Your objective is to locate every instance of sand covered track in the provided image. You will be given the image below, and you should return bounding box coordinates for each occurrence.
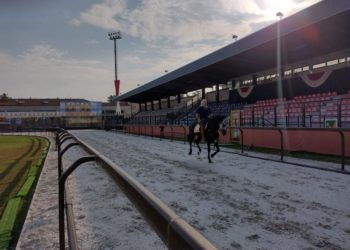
[67,130,350,250]
[56,129,216,250]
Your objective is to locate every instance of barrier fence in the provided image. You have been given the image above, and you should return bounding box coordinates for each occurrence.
[56,129,217,250]
[121,124,349,172]
[123,124,187,142]
[1,126,348,249]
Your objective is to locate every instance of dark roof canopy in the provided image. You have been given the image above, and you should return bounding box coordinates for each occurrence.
[115,0,350,103]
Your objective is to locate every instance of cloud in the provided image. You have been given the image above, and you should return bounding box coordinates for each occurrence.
[72,0,322,45]
[120,43,224,89]
[70,0,126,30]
[86,39,100,45]
[64,0,323,96]
[0,45,114,101]
[70,0,265,46]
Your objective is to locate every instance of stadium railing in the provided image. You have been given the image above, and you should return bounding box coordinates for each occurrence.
[56,129,216,250]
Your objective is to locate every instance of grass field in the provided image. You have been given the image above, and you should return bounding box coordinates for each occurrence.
[0,135,49,248]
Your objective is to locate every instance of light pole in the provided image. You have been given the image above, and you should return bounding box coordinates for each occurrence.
[276,12,284,126]
[108,31,122,96]
[108,31,122,121]
[276,12,283,84]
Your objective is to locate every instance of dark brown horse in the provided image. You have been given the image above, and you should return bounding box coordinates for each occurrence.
[188,116,224,163]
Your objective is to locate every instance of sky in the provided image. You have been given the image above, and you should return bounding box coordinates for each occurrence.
[0,0,321,102]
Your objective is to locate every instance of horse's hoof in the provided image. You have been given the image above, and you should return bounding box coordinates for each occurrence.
[208,159,212,163]
[197,151,201,155]
[210,153,215,158]
[189,151,192,155]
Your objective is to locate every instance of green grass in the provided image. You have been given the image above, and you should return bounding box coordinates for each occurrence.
[0,197,22,249]
[0,135,49,249]
[0,197,22,234]
[16,176,36,197]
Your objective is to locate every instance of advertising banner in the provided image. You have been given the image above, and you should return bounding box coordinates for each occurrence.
[230,110,241,142]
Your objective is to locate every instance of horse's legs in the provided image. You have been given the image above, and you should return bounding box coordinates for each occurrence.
[211,140,220,158]
[196,141,201,155]
[207,141,212,163]
[188,134,193,155]
[195,134,202,155]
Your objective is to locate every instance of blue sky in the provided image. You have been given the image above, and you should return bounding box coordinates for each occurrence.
[0,0,320,101]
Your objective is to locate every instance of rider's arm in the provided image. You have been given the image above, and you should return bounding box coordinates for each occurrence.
[195,112,200,121]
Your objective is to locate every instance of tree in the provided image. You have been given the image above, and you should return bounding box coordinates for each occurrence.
[0,93,9,100]
[107,95,115,103]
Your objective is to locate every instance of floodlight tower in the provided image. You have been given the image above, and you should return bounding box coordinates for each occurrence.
[108,31,122,119]
[108,31,122,96]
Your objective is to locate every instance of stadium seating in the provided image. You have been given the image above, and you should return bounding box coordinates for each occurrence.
[127,91,350,128]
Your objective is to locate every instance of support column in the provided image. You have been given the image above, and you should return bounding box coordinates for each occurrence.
[167,97,171,108]
[216,84,219,103]
[158,99,162,110]
[144,102,147,111]
[139,103,142,112]
[151,101,154,111]
[252,74,257,85]
[202,88,205,99]
[177,93,181,104]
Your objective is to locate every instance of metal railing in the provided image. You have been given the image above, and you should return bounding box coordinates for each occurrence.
[123,124,187,143]
[56,129,216,250]
[120,124,349,174]
[229,127,350,173]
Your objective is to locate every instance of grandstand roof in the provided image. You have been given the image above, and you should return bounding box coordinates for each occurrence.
[0,98,60,106]
[116,0,350,103]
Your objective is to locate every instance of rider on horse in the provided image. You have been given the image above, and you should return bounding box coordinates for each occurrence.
[195,99,212,137]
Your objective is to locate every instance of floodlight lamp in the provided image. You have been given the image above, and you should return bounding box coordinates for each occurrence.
[232,34,238,40]
[108,31,122,40]
[276,12,283,19]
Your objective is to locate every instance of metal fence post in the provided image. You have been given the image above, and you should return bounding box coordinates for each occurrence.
[239,128,244,154]
[339,130,345,171]
[278,128,284,161]
[58,142,80,179]
[170,126,174,141]
[59,156,96,250]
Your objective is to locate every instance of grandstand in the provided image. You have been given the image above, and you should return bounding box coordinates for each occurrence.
[112,0,350,159]
[114,1,350,131]
[120,67,350,128]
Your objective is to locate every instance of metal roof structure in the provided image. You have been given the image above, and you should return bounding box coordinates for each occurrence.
[115,0,350,103]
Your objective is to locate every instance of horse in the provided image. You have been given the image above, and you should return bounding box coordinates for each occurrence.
[188,122,202,156]
[188,116,225,163]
